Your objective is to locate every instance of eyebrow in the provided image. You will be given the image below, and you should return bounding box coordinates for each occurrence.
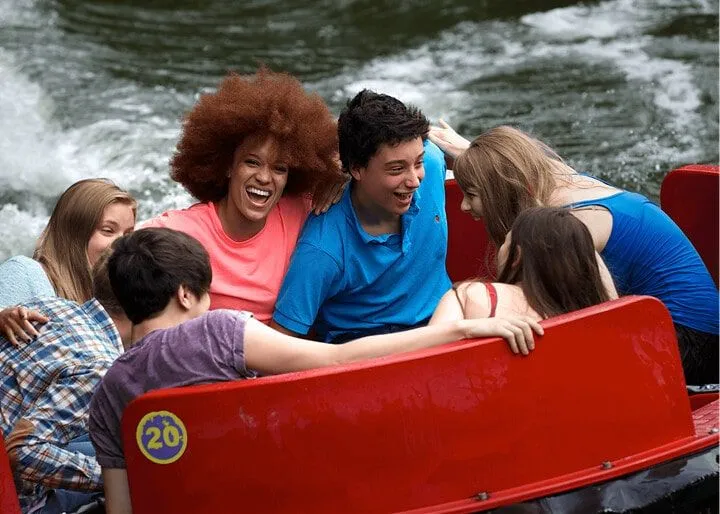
[245,153,288,165]
[384,151,425,167]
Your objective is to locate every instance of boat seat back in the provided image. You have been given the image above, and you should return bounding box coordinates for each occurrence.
[122,296,693,514]
[660,164,719,286]
[444,179,495,281]
[0,432,21,514]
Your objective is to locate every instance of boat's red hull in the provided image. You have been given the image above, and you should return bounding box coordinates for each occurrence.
[1,166,717,513]
[117,165,719,513]
[121,295,718,513]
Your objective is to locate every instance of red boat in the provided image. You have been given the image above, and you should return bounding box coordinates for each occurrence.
[1,165,718,514]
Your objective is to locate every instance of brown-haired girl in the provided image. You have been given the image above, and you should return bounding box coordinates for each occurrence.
[0,178,136,343]
[143,68,344,323]
[430,207,612,354]
[430,123,718,384]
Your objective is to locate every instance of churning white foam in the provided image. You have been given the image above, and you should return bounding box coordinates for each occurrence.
[326,0,710,175]
[0,53,190,261]
[520,0,707,163]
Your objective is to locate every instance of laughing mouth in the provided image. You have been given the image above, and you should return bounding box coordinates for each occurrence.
[246,186,272,203]
[394,191,414,202]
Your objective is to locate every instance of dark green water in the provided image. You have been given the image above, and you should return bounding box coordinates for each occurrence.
[0,0,717,258]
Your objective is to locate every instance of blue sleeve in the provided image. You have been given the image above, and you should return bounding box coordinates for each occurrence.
[0,256,55,308]
[272,244,342,335]
[424,140,447,184]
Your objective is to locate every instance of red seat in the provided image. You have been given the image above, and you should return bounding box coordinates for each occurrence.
[444,179,495,282]
[0,432,21,514]
[660,165,719,286]
[122,296,709,514]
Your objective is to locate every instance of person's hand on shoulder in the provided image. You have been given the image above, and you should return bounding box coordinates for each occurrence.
[459,316,543,356]
[312,174,350,215]
[429,119,471,159]
[0,306,49,345]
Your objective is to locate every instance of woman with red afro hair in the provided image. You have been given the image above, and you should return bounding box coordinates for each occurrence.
[144,69,344,322]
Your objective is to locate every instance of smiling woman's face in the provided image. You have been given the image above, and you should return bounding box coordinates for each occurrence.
[224,135,289,235]
[459,189,484,219]
[86,201,135,267]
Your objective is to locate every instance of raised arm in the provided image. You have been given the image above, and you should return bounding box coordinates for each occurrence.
[428,120,471,160]
[245,315,542,375]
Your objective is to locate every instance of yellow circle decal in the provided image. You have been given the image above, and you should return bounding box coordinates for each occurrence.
[135,410,188,464]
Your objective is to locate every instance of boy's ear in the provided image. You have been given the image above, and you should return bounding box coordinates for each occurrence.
[349,165,364,182]
[176,285,193,310]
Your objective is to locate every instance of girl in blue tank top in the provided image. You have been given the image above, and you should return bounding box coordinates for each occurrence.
[429,123,718,385]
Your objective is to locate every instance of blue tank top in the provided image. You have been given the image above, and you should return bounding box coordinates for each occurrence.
[569,190,718,334]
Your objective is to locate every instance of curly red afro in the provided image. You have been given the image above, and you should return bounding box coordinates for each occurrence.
[171,69,340,202]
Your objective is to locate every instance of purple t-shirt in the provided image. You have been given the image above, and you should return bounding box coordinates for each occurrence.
[88,309,253,469]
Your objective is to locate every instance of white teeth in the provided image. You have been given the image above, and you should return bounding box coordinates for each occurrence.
[247,187,271,197]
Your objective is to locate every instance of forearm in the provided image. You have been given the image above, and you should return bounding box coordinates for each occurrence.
[10,440,103,491]
[331,321,468,365]
[103,468,132,514]
[429,121,472,159]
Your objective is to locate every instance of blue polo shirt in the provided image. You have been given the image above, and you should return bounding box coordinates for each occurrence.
[273,140,451,342]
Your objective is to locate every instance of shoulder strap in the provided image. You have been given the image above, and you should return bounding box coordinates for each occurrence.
[483,282,498,318]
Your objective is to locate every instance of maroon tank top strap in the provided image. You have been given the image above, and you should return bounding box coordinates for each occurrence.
[483,282,498,318]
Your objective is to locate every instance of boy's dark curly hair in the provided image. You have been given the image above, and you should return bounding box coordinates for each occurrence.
[171,69,340,202]
[337,89,429,173]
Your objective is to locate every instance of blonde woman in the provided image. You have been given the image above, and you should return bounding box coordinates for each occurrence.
[430,123,718,384]
[0,178,136,343]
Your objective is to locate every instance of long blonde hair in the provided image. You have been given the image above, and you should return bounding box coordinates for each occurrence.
[453,126,574,247]
[34,179,137,303]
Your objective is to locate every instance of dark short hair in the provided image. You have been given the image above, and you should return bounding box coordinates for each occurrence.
[91,249,125,317]
[496,207,611,318]
[337,89,429,173]
[107,228,212,324]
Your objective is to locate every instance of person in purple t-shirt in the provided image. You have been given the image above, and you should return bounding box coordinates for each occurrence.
[88,227,543,514]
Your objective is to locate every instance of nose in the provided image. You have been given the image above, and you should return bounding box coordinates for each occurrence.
[405,167,423,189]
[460,196,471,213]
[255,164,272,184]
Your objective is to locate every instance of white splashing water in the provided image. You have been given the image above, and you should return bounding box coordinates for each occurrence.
[0,52,191,260]
[0,0,715,260]
[520,0,707,163]
[325,0,710,171]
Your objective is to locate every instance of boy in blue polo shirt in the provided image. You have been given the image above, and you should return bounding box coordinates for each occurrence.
[272,90,451,342]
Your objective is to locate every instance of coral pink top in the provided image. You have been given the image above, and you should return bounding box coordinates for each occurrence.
[143,197,311,322]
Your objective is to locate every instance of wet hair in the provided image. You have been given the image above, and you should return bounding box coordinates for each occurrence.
[171,68,340,202]
[33,179,137,304]
[107,228,212,325]
[337,89,429,173]
[496,207,611,318]
[453,125,573,248]
[91,249,125,317]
